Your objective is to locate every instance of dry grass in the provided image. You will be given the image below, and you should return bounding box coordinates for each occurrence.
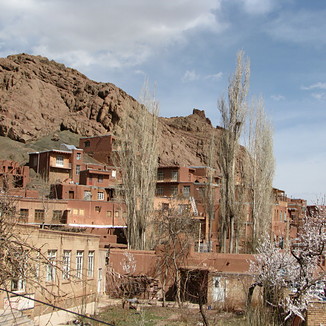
[94,304,246,326]
[0,131,81,163]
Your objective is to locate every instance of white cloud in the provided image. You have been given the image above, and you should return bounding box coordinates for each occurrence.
[182,70,200,82]
[271,94,285,101]
[300,82,326,101]
[134,70,146,76]
[301,82,326,90]
[239,0,275,15]
[205,72,223,81]
[182,70,223,83]
[311,93,326,101]
[0,0,225,69]
[265,9,326,45]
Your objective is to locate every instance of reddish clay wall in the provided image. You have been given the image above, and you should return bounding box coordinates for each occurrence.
[307,301,326,326]
[109,249,157,276]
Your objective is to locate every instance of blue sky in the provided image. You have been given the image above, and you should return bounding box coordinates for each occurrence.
[0,0,325,203]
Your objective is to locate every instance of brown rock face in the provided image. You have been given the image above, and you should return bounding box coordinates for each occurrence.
[0,53,221,167]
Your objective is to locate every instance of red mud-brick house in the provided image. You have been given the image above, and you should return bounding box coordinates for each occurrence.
[79,134,116,165]
[272,188,291,248]
[0,159,30,189]
[16,197,69,224]
[27,143,127,248]
[28,145,84,184]
[28,143,121,191]
[179,251,260,309]
[270,189,308,249]
[155,165,221,252]
[288,198,307,236]
[107,247,259,310]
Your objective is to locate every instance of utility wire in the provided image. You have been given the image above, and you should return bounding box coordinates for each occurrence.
[0,287,115,326]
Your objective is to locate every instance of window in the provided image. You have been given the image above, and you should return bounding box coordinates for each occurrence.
[62,250,71,280]
[178,204,190,214]
[76,165,80,175]
[198,187,205,198]
[11,253,26,292]
[46,250,57,282]
[56,155,64,167]
[60,211,68,224]
[76,153,81,160]
[35,251,41,278]
[279,237,284,249]
[171,186,178,196]
[157,171,164,181]
[171,170,178,181]
[79,209,84,216]
[115,211,119,218]
[35,209,45,223]
[183,186,190,197]
[98,175,103,183]
[84,190,92,200]
[97,192,104,200]
[76,251,84,279]
[84,141,90,148]
[95,206,101,212]
[156,186,163,196]
[11,279,25,292]
[87,251,95,278]
[69,191,75,199]
[106,211,112,218]
[19,209,29,222]
[112,170,116,178]
[162,203,169,211]
[52,210,62,222]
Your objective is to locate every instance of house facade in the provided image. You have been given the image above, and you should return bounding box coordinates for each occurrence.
[0,224,102,326]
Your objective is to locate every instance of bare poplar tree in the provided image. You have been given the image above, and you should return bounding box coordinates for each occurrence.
[218,51,250,253]
[245,97,274,251]
[117,81,159,250]
[203,132,217,252]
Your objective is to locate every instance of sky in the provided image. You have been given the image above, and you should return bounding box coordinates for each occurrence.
[0,0,325,203]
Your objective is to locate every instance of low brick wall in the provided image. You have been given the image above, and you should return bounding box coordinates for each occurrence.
[307,301,326,326]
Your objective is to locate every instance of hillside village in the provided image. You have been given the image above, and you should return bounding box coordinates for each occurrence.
[0,54,325,325]
[0,132,324,325]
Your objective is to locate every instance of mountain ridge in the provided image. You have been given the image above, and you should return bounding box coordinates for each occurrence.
[0,53,220,167]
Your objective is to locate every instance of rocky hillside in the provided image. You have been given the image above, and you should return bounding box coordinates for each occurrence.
[0,53,220,167]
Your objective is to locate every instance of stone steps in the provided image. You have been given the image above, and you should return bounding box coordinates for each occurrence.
[0,310,34,326]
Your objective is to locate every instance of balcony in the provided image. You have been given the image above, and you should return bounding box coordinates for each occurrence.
[50,162,72,169]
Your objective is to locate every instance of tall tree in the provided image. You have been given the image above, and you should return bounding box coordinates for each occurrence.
[218,51,250,253]
[117,81,159,250]
[245,97,275,251]
[203,132,217,252]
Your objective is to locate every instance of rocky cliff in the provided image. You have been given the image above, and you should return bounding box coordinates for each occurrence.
[0,53,220,167]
